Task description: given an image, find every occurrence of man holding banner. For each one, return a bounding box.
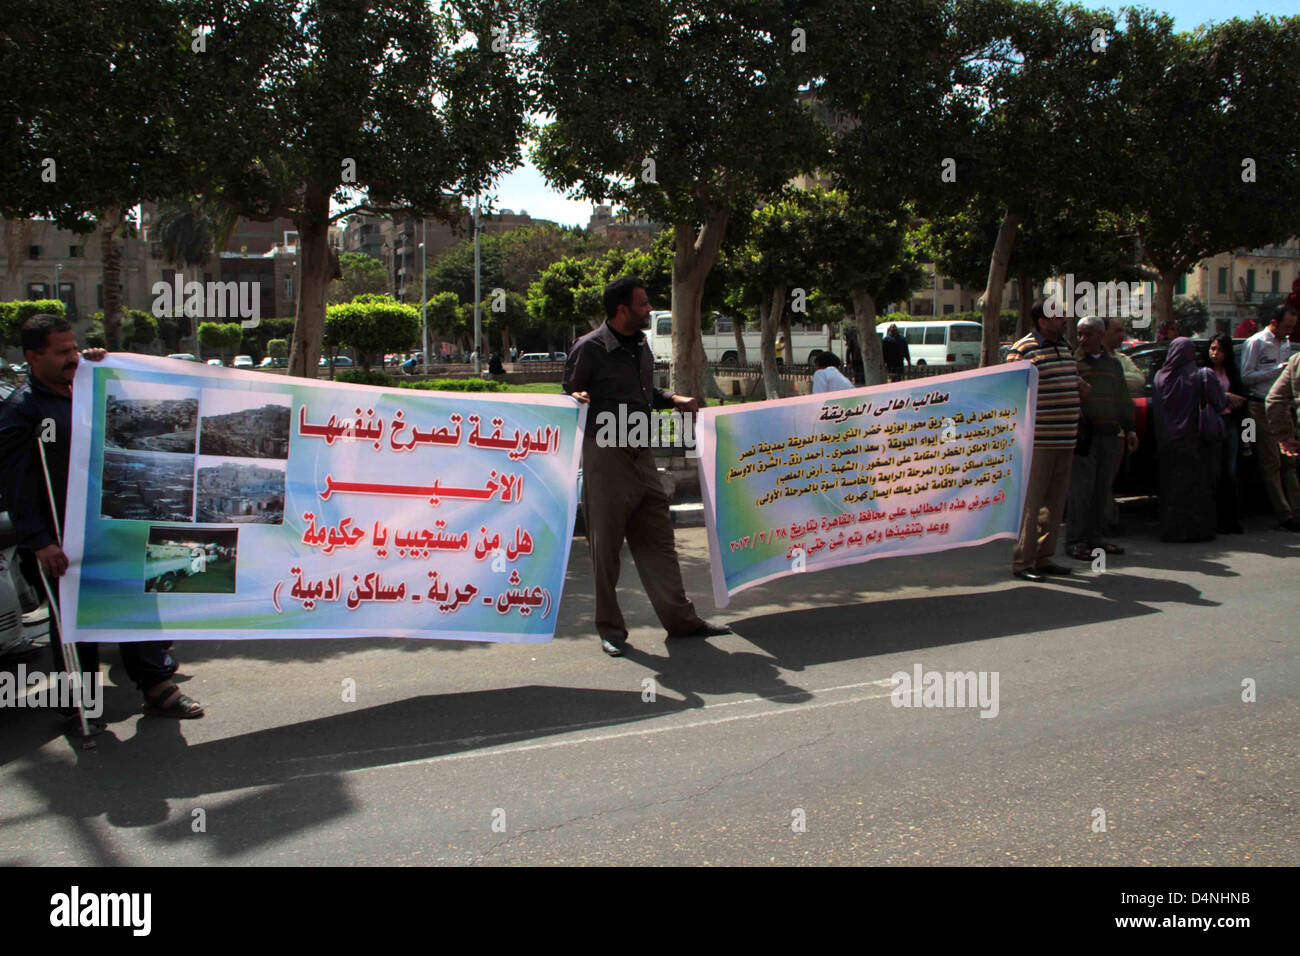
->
[564,277,729,656]
[1006,303,1083,582]
[0,315,203,719]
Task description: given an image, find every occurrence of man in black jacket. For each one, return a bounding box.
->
[564,278,729,656]
[0,314,202,718]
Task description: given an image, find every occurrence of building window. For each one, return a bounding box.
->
[943,278,954,290]
[27,283,48,299]
[1176,275,1186,295]
[97,284,103,308]
[1217,268,1227,294]
[1272,271,1280,293]
[943,303,955,314]
[1246,269,1256,294]
[28,245,41,260]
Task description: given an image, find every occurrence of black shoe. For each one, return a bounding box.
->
[600,638,627,657]
[669,622,731,639]
[1012,568,1045,582]
[1037,562,1073,575]
[1280,517,1300,532]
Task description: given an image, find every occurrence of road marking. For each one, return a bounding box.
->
[283,678,899,778]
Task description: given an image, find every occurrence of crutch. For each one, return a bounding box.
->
[34,434,98,743]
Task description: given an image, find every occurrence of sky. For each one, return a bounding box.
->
[491,0,1299,228]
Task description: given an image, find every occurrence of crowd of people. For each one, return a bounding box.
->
[4,280,1299,728]
[816,301,1300,578]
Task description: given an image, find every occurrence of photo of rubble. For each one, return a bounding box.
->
[101,451,195,521]
[198,390,291,459]
[104,380,199,454]
[143,527,238,594]
[195,457,286,524]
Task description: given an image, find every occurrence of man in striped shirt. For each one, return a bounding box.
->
[1006,303,1083,582]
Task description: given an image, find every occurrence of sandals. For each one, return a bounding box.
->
[143,683,204,719]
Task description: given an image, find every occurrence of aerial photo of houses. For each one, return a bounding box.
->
[101,451,195,521]
[195,458,286,524]
[198,390,291,459]
[104,380,199,454]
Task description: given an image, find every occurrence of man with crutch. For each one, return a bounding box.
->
[0,314,203,729]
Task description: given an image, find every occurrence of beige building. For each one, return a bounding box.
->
[1181,239,1300,329]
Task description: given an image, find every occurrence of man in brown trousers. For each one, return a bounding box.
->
[564,276,730,656]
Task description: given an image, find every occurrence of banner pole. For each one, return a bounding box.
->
[35,434,96,743]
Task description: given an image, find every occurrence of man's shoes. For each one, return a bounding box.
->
[1037,563,1073,576]
[1065,543,1093,561]
[668,622,731,639]
[1012,568,1045,582]
[600,638,627,657]
[1279,517,1300,532]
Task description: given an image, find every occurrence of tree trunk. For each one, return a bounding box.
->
[980,207,1022,367]
[761,284,785,400]
[1153,270,1177,333]
[670,211,729,400]
[780,313,793,367]
[1016,274,1034,339]
[501,324,512,359]
[732,315,747,364]
[100,206,123,350]
[851,288,888,386]
[288,186,336,379]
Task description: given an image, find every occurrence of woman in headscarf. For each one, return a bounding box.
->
[1151,337,1226,541]
[1202,333,1247,533]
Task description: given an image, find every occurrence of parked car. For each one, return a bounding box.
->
[552,351,568,362]
[258,356,289,368]
[166,353,199,362]
[206,358,224,366]
[517,352,554,363]
[233,355,254,368]
[318,355,354,368]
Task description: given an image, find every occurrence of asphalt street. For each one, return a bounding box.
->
[1,506,1296,866]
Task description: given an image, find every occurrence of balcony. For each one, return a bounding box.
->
[1235,245,1300,259]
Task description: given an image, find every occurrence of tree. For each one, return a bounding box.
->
[198,322,244,363]
[1115,13,1300,327]
[331,252,391,303]
[267,338,289,360]
[0,0,193,348]
[526,246,662,338]
[182,0,529,378]
[324,299,420,371]
[921,0,1128,365]
[122,309,158,351]
[529,0,829,400]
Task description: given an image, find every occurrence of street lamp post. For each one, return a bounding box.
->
[420,219,429,377]
[473,198,482,377]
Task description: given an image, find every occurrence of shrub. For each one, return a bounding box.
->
[335,369,396,387]
[0,299,66,346]
[397,377,505,393]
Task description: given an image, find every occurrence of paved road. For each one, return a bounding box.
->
[1,509,1296,866]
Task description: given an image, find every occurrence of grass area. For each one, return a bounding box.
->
[145,559,237,594]
[502,382,565,394]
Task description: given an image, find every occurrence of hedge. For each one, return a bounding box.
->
[397,377,505,393]
[0,299,66,346]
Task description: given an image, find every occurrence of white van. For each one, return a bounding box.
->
[875,320,982,366]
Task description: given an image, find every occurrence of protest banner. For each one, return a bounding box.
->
[61,355,585,643]
[696,363,1038,606]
